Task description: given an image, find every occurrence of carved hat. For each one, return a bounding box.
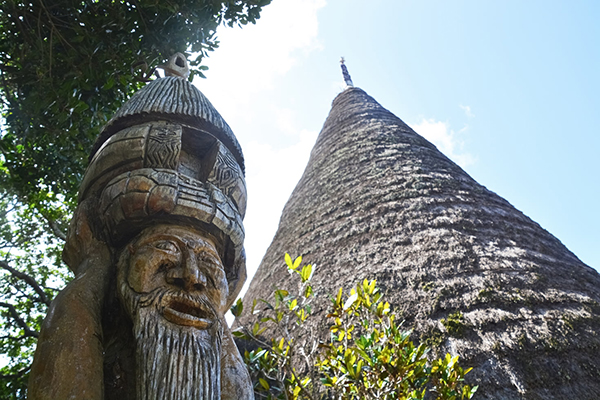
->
[69,54,247,305]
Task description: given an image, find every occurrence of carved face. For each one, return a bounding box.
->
[117,224,227,400]
[124,225,229,325]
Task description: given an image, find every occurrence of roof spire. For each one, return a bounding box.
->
[340,57,354,87]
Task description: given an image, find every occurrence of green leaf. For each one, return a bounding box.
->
[369,279,377,294]
[289,298,298,311]
[252,322,261,336]
[343,292,358,310]
[301,264,313,282]
[293,385,302,397]
[103,76,115,90]
[469,385,479,398]
[293,255,302,270]
[285,253,293,268]
[275,289,289,302]
[305,284,313,298]
[230,298,243,317]
[231,330,248,339]
[259,378,270,390]
[336,287,343,306]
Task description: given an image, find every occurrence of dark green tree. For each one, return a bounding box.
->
[0,1,270,397]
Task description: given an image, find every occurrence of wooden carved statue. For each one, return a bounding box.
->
[28,54,252,400]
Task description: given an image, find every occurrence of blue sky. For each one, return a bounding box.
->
[197,0,600,289]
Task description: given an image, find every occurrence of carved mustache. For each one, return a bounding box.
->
[134,287,219,330]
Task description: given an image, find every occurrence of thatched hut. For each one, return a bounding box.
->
[239,85,600,399]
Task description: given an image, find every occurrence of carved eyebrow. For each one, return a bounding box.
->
[154,239,180,250]
[193,250,224,273]
[136,234,183,249]
[196,249,223,265]
[198,257,225,289]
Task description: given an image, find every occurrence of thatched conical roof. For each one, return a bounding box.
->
[240,87,600,399]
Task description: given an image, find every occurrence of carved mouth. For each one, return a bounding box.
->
[162,296,214,329]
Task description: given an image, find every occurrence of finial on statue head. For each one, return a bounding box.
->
[158,52,190,79]
[340,57,354,87]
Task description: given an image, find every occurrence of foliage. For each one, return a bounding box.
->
[0,0,270,205]
[0,192,70,399]
[234,254,478,400]
[0,1,271,397]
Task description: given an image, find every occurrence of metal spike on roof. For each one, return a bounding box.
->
[340,57,354,87]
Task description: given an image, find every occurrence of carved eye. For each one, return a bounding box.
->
[198,253,222,268]
[198,254,225,284]
[154,240,179,253]
[157,260,177,274]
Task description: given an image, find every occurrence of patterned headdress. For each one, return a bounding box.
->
[70,54,247,305]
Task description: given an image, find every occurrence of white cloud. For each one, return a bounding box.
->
[275,107,298,137]
[411,118,476,168]
[186,0,327,301]
[460,104,474,118]
[230,128,318,319]
[243,127,318,262]
[243,129,318,250]
[197,0,326,123]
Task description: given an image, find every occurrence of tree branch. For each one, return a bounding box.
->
[0,261,51,306]
[40,212,67,241]
[0,365,31,380]
[0,333,35,341]
[0,301,39,338]
[37,0,76,52]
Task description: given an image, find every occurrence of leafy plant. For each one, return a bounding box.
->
[0,0,271,206]
[0,192,70,399]
[232,253,316,400]
[234,254,478,400]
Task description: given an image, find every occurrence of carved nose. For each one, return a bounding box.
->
[166,252,207,291]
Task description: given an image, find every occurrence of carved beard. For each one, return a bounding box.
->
[120,283,222,400]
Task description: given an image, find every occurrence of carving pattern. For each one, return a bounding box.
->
[144,124,182,169]
[100,168,244,252]
[78,123,149,201]
[208,144,247,217]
